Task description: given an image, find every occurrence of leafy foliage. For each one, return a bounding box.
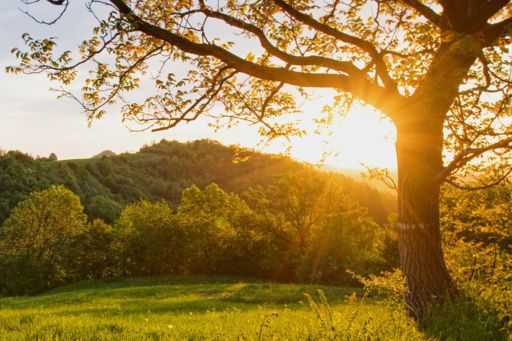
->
[0,166,396,295]
[440,182,512,336]
[177,183,264,276]
[356,182,512,336]
[115,200,182,276]
[245,169,396,283]
[9,0,512,317]
[0,185,87,295]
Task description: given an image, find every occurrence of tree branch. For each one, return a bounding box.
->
[20,0,68,25]
[400,0,447,29]
[198,2,362,76]
[150,67,237,132]
[437,0,466,30]
[483,16,512,46]
[446,167,512,191]
[435,136,512,183]
[483,0,511,21]
[272,0,398,91]
[108,0,401,116]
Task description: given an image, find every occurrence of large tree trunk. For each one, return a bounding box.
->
[391,39,480,319]
[395,121,458,319]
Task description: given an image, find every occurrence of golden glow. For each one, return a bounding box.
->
[280,104,397,170]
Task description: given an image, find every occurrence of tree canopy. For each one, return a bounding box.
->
[0,185,87,293]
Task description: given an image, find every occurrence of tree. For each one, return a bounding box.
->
[245,170,328,252]
[115,199,182,275]
[71,219,118,280]
[11,0,512,317]
[245,169,332,280]
[177,183,258,274]
[0,185,87,293]
[86,195,123,224]
[245,169,386,283]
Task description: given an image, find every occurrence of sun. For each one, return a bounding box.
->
[287,104,397,170]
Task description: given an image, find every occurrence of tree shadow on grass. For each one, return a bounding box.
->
[419,297,508,341]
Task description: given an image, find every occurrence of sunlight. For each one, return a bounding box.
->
[288,104,397,170]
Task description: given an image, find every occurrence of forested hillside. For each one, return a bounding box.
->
[0,139,395,225]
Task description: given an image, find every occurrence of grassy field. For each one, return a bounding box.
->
[0,276,504,340]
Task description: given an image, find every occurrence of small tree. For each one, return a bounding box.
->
[245,169,386,282]
[115,200,181,275]
[246,170,329,252]
[177,183,264,275]
[0,185,86,293]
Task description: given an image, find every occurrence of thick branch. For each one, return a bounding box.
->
[437,0,466,30]
[108,0,401,116]
[400,0,447,29]
[483,0,511,21]
[483,16,512,46]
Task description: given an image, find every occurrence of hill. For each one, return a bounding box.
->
[0,139,395,224]
[92,150,117,158]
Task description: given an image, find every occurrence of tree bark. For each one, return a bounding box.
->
[395,120,458,319]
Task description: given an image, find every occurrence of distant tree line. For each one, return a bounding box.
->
[0,139,396,226]
[0,168,399,296]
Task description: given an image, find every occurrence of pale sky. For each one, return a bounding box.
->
[0,1,397,169]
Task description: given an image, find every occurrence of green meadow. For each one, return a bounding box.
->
[0,276,424,340]
[1,275,506,340]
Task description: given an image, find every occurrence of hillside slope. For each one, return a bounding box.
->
[0,139,395,224]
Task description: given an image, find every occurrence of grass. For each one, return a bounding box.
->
[0,275,424,340]
[0,275,506,340]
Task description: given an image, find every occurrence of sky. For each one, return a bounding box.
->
[0,1,397,169]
